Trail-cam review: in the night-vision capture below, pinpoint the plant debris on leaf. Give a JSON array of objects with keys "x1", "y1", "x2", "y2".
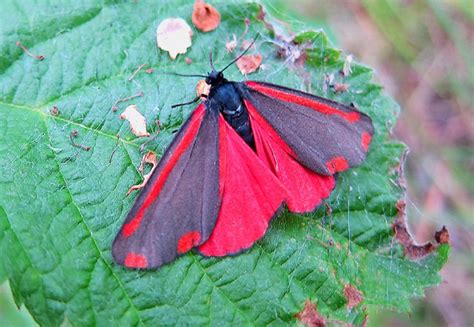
[
  {"x1": 196, "y1": 79, "x2": 211, "y2": 99},
  {"x1": 192, "y1": 0, "x2": 221, "y2": 32},
  {"x1": 344, "y1": 284, "x2": 363, "y2": 310},
  {"x1": 156, "y1": 18, "x2": 193, "y2": 59},
  {"x1": 342, "y1": 54, "x2": 353, "y2": 76},
  {"x1": 120, "y1": 105, "x2": 150, "y2": 137},
  {"x1": 295, "y1": 300, "x2": 326, "y2": 327},
  {"x1": 393, "y1": 200, "x2": 441, "y2": 259},
  {"x1": 226, "y1": 34, "x2": 237, "y2": 52},
  {"x1": 236, "y1": 54, "x2": 262, "y2": 74},
  {"x1": 127, "y1": 151, "x2": 158, "y2": 195}
]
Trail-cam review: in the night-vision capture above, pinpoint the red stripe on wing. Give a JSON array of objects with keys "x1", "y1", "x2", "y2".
[
  {"x1": 122, "y1": 105, "x2": 206, "y2": 237},
  {"x1": 245, "y1": 100, "x2": 335, "y2": 213},
  {"x1": 245, "y1": 81, "x2": 360, "y2": 123},
  {"x1": 198, "y1": 115, "x2": 287, "y2": 256}
]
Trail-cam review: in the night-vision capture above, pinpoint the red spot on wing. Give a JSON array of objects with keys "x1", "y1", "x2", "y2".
[
  {"x1": 177, "y1": 231, "x2": 202, "y2": 254},
  {"x1": 361, "y1": 132, "x2": 372, "y2": 152},
  {"x1": 124, "y1": 252, "x2": 148, "y2": 268},
  {"x1": 326, "y1": 156, "x2": 349, "y2": 174},
  {"x1": 246, "y1": 100, "x2": 335, "y2": 212},
  {"x1": 246, "y1": 81, "x2": 360, "y2": 123},
  {"x1": 122, "y1": 105, "x2": 206, "y2": 237},
  {"x1": 198, "y1": 115, "x2": 287, "y2": 256}
]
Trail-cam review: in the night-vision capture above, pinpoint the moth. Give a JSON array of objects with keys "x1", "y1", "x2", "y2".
[{"x1": 113, "y1": 42, "x2": 374, "y2": 269}]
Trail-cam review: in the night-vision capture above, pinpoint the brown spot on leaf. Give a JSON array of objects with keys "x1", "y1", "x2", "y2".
[
  {"x1": 191, "y1": 0, "x2": 221, "y2": 32},
  {"x1": 294, "y1": 50, "x2": 308, "y2": 67},
  {"x1": 50, "y1": 106, "x2": 60, "y2": 116},
  {"x1": 236, "y1": 54, "x2": 262, "y2": 74},
  {"x1": 156, "y1": 18, "x2": 193, "y2": 59},
  {"x1": 185, "y1": 57, "x2": 193, "y2": 64},
  {"x1": 435, "y1": 226, "x2": 450, "y2": 244},
  {"x1": 332, "y1": 83, "x2": 349, "y2": 93},
  {"x1": 295, "y1": 300, "x2": 325, "y2": 327},
  {"x1": 127, "y1": 151, "x2": 158, "y2": 195},
  {"x1": 361, "y1": 314, "x2": 369, "y2": 327},
  {"x1": 344, "y1": 284, "x2": 363, "y2": 310},
  {"x1": 393, "y1": 199, "x2": 448, "y2": 259},
  {"x1": 324, "y1": 203, "x2": 332, "y2": 216},
  {"x1": 257, "y1": 5, "x2": 265, "y2": 21}
]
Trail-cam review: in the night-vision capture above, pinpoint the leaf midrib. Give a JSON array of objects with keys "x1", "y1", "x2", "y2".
[{"x1": 41, "y1": 113, "x2": 146, "y2": 326}]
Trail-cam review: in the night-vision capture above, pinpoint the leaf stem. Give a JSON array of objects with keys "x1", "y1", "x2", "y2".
[
  {"x1": 16, "y1": 41, "x2": 45, "y2": 60},
  {"x1": 69, "y1": 130, "x2": 91, "y2": 151},
  {"x1": 127, "y1": 64, "x2": 147, "y2": 81},
  {"x1": 111, "y1": 91, "x2": 144, "y2": 112}
]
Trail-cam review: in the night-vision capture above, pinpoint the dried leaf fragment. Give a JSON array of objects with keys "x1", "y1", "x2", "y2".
[
  {"x1": 236, "y1": 54, "x2": 262, "y2": 74},
  {"x1": 192, "y1": 0, "x2": 221, "y2": 32},
  {"x1": 342, "y1": 54, "x2": 353, "y2": 76},
  {"x1": 226, "y1": 34, "x2": 237, "y2": 52},
  {"x1": 127, "y1": 152, "x2": 158, "y2": 195},
  {"x1": 156, "y1": 18, "x2": 193, "y2": 59},
  {"x1": 295, "y1": 300, "x2": 326, "y2": 327},
  {"x1": 435, "y1": 226, "x2": 450, "y2": 244},
  {"x1": 120, "y1": 105, "x2": 150, "y2": 137},
  {"x1": 393, "y1": 200, "x2": 437, "y2": 259},
  {"x1": 344, "y1": 284, "x2": 363, "y2": 310},
  {"x1": 196, "y1": 79, "x2": 211, "y2": 99},
  {"x1": 332, "y1": 83, "x2": 349, "y2": 93},
  {"x1": 240, "y1": 39, "x2": 256, "y2": 51}
]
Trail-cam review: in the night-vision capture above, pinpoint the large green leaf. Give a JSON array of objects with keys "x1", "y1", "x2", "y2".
[{"x1": 0, "y1": 1, "x2": 448, "y2": 325}]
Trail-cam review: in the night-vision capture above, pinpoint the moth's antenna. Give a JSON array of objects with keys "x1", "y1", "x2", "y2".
[
  {"x1": 163, "y1": 72, "x2": 207, "y2": 78},
  {"x1": 209, "y1": 51, "x2": 216, "y2": 71},
  {"x1": 219, "y1": 33, "x2": 260, "y2": 73}
]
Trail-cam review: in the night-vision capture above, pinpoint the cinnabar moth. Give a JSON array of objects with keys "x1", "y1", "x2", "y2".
[{"x1": 112, "y1": 40, "x2": 374, "y2": 269}]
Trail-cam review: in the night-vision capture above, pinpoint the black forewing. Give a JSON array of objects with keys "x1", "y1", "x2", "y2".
[
  {"x1": 240, "y1": 81, "x2": 374, "y2": 176},
  {"x1": 113, "y1": 107, "x2": 220, "y2": 269}
]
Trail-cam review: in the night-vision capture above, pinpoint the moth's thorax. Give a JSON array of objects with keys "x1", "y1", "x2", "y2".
[
  {"x1": 208, "y1": 82, "x2": 241, "y2": 112},
  {"x1": 207, "y1": 82, "x2": 255, "y2": 149}
]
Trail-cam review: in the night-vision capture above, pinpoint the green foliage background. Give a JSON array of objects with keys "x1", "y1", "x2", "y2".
[{"x1": 0, "y1": 1, "x2": 451, "y2": 326}]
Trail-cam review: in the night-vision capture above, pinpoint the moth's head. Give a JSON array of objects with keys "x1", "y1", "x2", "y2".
[
  {"x1": 205, "y1": 70, "x2": 225, "y2": 86},
  {"x1": 204, "y1": 35, "x2": 259, "y2": 88}
]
